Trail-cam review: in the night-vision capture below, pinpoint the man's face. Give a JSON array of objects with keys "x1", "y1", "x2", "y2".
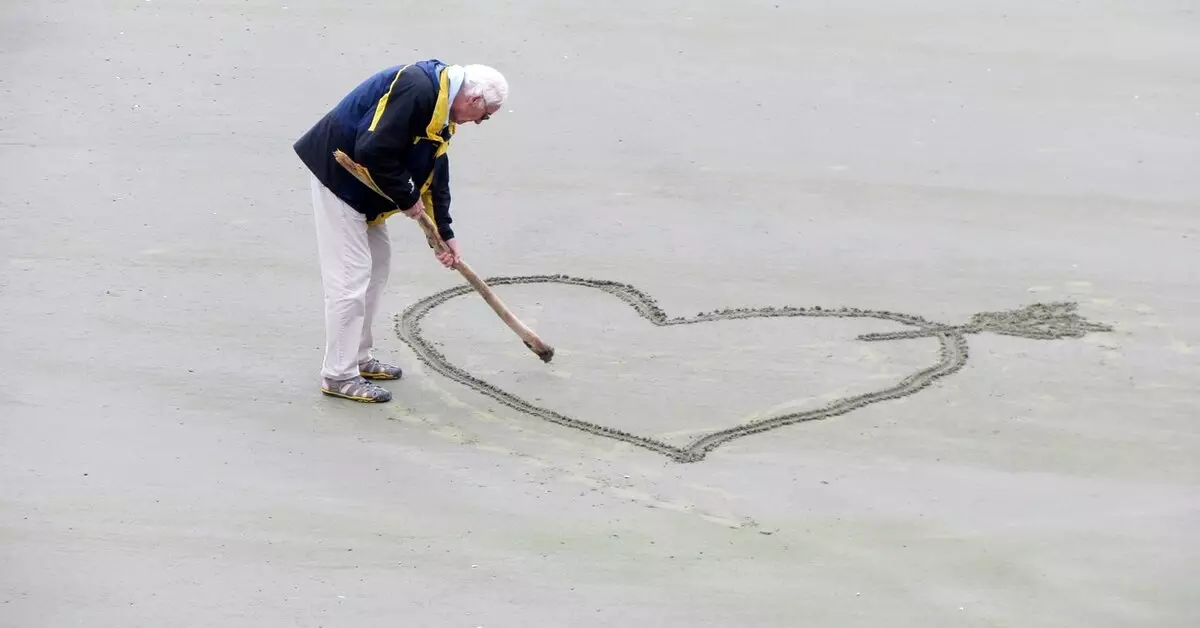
[{"x1": 451, "y1": 93, "x2": 499, "y2": 125}]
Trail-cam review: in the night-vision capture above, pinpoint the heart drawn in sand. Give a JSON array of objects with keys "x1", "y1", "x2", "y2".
[{"x1": 395, "y1": 275, "x2": 1112, "y2": 463}]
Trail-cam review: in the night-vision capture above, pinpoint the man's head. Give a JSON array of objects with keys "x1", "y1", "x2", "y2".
[{"x1": 450, "y1": 64, "x2": 508, "y2": 125}]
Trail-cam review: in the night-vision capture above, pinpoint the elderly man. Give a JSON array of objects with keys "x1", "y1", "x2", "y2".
[{"x1": 294, "y1": 60, "x2": 507, "y2": 403}]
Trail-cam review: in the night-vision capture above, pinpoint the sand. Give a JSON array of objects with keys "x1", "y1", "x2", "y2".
[{"x1": 2, "y1": 1, "x2": 1198, "y2": 626}]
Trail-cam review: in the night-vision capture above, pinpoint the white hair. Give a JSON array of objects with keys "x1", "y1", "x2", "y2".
[{"x1": 461, "y1": 64, "x2": 509, "y2": 107}]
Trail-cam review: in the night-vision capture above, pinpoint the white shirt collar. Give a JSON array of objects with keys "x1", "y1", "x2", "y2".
[{"x1": 446, "y1": 64, "x2": 465, "y2": 127}]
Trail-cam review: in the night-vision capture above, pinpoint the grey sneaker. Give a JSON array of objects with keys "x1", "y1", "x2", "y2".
[
  {"x1": 359, "y1": 358, "x2": 403, "y2": 380},
  {"x1": 321, "y1": 376, "x2": 392, "y2": 403}
]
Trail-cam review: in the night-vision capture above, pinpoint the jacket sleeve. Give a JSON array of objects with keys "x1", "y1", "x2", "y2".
[
  {"x1": 353, "y1": 76, "x2": 426, "y2": 210},
  {"x1": 429, "y1": 154, "x2": 454, "y2": 241}
]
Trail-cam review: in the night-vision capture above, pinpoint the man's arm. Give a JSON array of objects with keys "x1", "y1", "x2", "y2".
[
  {"x1": 354, "y1": 73, "x2": 427, "y2": 209},
  {"x1": 428, "y1": 155, "x2": 460, "y2": 268},
  {"x1": 428, "y1": 155, "x2": 454, "y2": 241}
]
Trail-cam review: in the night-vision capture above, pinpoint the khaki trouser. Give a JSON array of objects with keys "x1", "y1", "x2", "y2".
[{"x1": 310, "y1": 174, "x2": 391, "y2": 382}]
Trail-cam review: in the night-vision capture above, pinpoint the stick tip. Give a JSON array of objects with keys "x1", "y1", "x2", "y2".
[{"x1": 524, "y1": 340, "x2": 555, "y2": 363}]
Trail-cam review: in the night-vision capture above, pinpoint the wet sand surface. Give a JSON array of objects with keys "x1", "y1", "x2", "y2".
[{"x1": 2, "y1": 1, "x2": 1198, "y2": 626}]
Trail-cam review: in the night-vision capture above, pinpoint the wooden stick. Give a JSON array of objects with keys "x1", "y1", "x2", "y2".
[{"x1": 332, "y1": 150, "x2": 554, "y2": 363}]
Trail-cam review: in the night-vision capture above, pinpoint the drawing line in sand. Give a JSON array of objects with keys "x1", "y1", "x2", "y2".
[{"x1": 395, "y1": 275, "x2": 1112, "y2": 463}]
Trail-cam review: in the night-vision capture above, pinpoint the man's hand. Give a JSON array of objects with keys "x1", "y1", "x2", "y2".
[
  {"x1": 401, "y1": 198, "x2": 425, "y2": 219},
  {"x1": 435, "y1": 238, "x2": 461, "y2": 269}
]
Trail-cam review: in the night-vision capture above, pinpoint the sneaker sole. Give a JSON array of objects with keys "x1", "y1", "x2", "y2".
[
  {"x1": 321, "y1": 388, "x2": 391, "y2": 403},
  {"x1": 360, "y1": 371, "x2": 401, "y2": 381}
]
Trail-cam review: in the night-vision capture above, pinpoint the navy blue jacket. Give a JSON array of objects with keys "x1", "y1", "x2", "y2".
[{"x1": 294, "y1": 60, "x2": 456, "y2": 240}]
